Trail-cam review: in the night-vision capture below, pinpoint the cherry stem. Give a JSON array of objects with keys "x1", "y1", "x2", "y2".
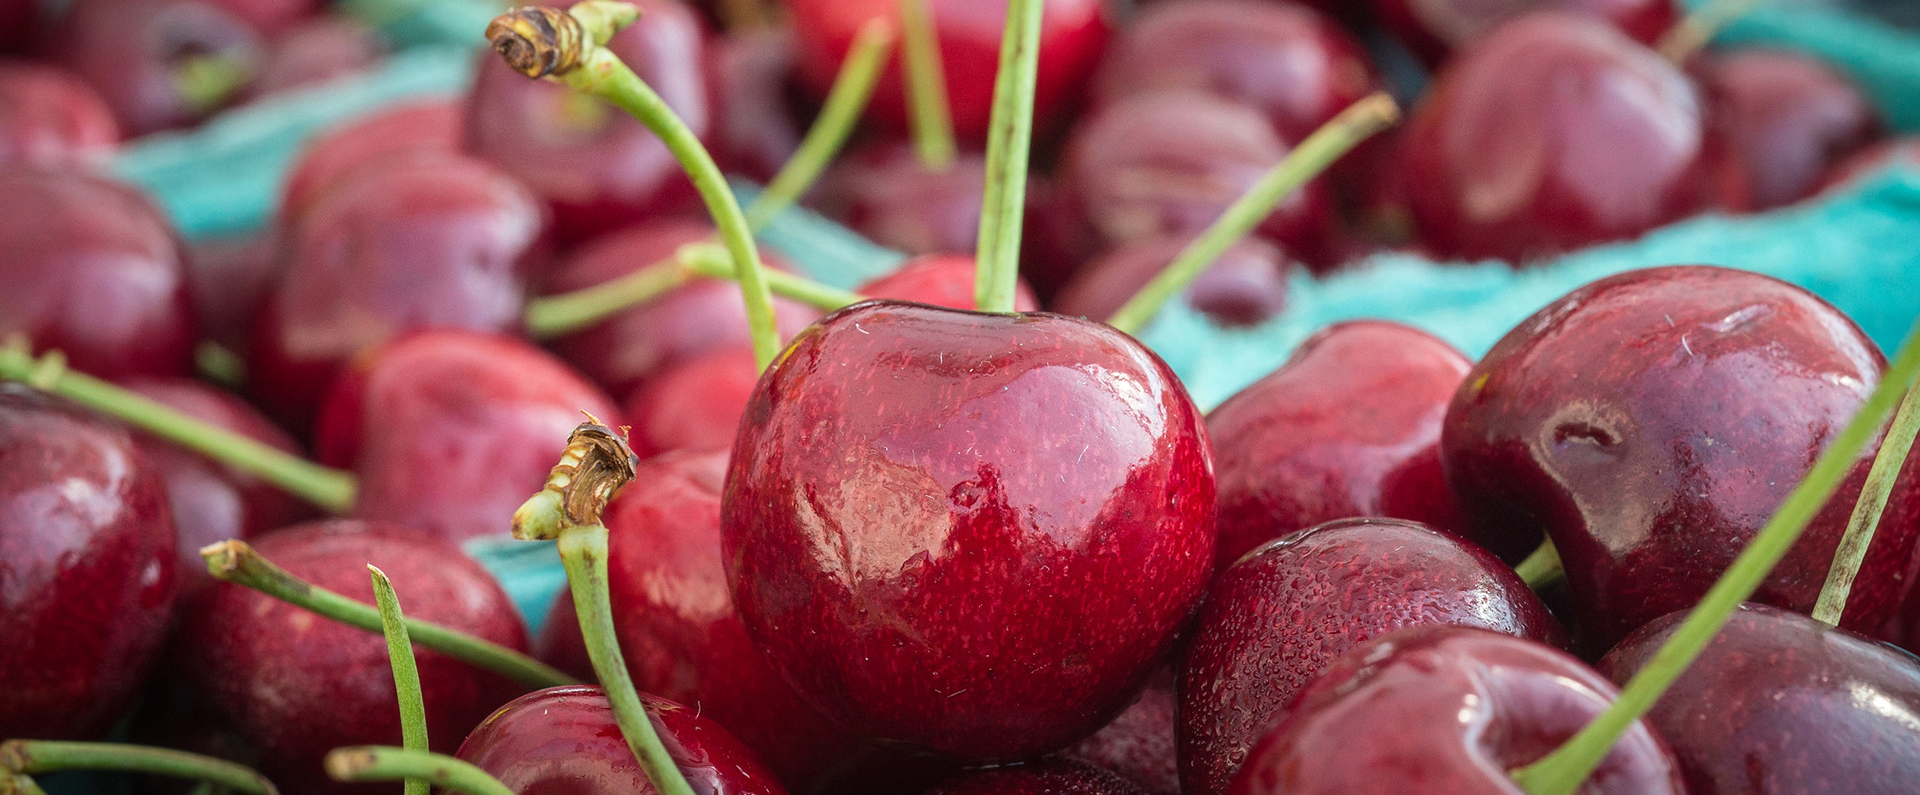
[
  {"x1": 195, "y1": 341, "x2": 246, "y2": 389},
  {"x1": 0, "y1": 341, "x2": 355, "y2": 513},
  {"x1": 173, "y1": 53, "x2": 252, "y2": 115},
  {"x1": 971, "y1": 0, "x2": 1043, "y2": 313},
  {"x1": 369, "y1": 566, "x2": 429, "y2": 795},
  {"x1": 0, "y1": 741, "x2": 276, "y2": 795},
  {"x1": 714, "y1": 0, "x2": 767, "y2": 31},
  {"x1": 1656, "y1": 0, "x2": 1759, "y2": 64},
  {"x1": 201, "y1": 540, "x2": 577, "y2": 689},
  {"x1": 1514, "y1": 539, "x2": 1565, "y2": 590},
  {"x1": 899, "y1": 0, "x2": 956, "y2": 171},
  {"x1": 325, "y1": 747, "x2": 512, "y2": 795},
  {"x1": 3, "y1": 774, "x2": 46, "y2": 795},
  {"x1": 1509, "y1": 316, "x2": 1920, "y2": 795},
  {"x1": 525, "y1": 243, "x2": 866, "y2": 338},
  {"x1": 488, "y1": 2, "x2": 779, "y2": 372},
  {"x1": 748, "y1": 17, "x2": 895, "y2": 230},
  {"x1": 1106, "y1": 93, "x2": 1401, "y2": 334},
  {"x1": 680, "y1": 243, "x2": 869, "y2": 308},
  {"x1": 1812, "y1": 380, "x2": 1920, "y2": 624}
]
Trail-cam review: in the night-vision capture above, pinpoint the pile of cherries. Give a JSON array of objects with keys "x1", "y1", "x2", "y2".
[{"x1": 3, "y1": 0, "x2": 1920, "y2": 793}]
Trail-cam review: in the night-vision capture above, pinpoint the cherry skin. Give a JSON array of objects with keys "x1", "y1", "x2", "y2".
[
  {"x1": 1399, "y1": 12, "x2": 1706, "y2": 263},
  {"x1": 1696, "y1": 48, "x2": 1882, "y2": 213},
  {"x1": 244, "y1": 15, "x2": 385, "y2": 100},
  {"x1": 464, "y1": 0, "x2": 711, "y2": 242},
  {"x1": 1051, "y1": 234, "x2": 1294, "y2": 329},
  {"x1": 1819, "y1": 135, "x2": 1920, "y2": 195},
  {"x1": 175, "y1": 520, "x2": 529, "y2": 795},
  {"x1": 50, "y1": 0, "x2": 264, "y2": 135},
  {"x1": 1177, "y1": 518, "x2": 1563, "y2": 795},
  {"x1": 0, "y1": 168, "x2": 196, "y2": 380},
  {"x1": 0, "y1": 0, "x2": 36, "y2": 51},
  {"x1": 0, "y1": 386, "x2": 176, "y2": 740},
  {"x1": 1228, "y1": 626, "x2": 1684, "y2": 795},
  {"x1": 711, "y1": 27, "x2": 803, "y2": 183},
  {"x1": 811, "y1": 142, "x2": 1008, "y2": 259},
  {"x1": 1058, "y1": 670, "x2": 1178, "y2": 795},
  {"x1": 312, "y1": 329, "x2": 617, "y2": 545},
  {"x1": 723, "y1": 301, "x2": 1216, "y2": 760},
  {"x1": 619, "y1": 347, "x2": 761, "y2": 460},
  {"x1": 856, "y1": 253, "x2": 1041, "y2": 311},
  {"x1": 1204, "y1": 321, "x2": 1470, "y2": 570},
  {"x1": 201, "y1": 0, "x2": 320, "y2": 38},
  {"x1": 0, "y1": 62, "x2": 117, "y2": 169},
  {"x1": 1442, "y1": 265, "x2": 1920, "y2": 646},
  {"x1": 1371, "y1": 0, "x2": 1676, "y2": 65},
  {"x1": 922, "y1": 760, "x2": 1148, "y2": 795},
  {"x1": 278, "y1": 99, "x2": 464, "y2": 224}
]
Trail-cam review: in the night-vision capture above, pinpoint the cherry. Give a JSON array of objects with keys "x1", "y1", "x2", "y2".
[
  {"x1": 457, "y1": 685, "x2": 787, "y2": 794},
  {"x1": 711, "y1": 27, "x2": 804, "y2": 183},
  {"x1": 0, "y1": 386, "x2": 176, "y2": 740},
  {"x1": 1058, "y1": 670, "x2": 1178, "y2": 795},
  {"x1": 1204, "y1": 321, "x2": 1470, "y2": 569},
  {"x1": 1227, "y1": 626, "x2": 1684, "y2": 795},
  {"x1": 857, "y1": 253, "x2": 1040, "y2": 310},
  {"x1": 278, "y1": 98, "x2": 464, "y2": 224},
  {"x1": 464, "y1": 0, "x2": 712, "y2": 242},
  {"x1": 1442, "y1": 265, "x2": 1920, "y2": 646},
  {"x1": 723, "y1": 301, "x2": 1214, "y2": 760},
  {"x1": 173, "y1": 520, "x2": 529, "y2": 795},
  {"x1": 1596, "y1": 602, "x2": 1920, "y2": 794},
  {"x1": 50, "y1": 0, "x2": 264, "y2": 136},
  {"x1": 784, "y1": 0, "x2": 1109, "y2": 141},
  {"x1": 1052, "y1": 234, "x2": 1294, "y2": 329},
  {"x1": 1696, "y1": 48, "x2": 1882, "y2": 212},
  {"x1": 0, "y1": 62, "x2": 117, "y2": 169},
  {"x1": 245, "y1": 15, "x2": 386, "y2": 101},
  {"x1": 619, "y1": 347, "x2": 760, "y2": 459},
  {"x1": 0, "y1": 168, "x2": 196, "y2": 381},
  {"x1": 1399, "y1": 12, "x2": 1706, "y2": 263},
  {"x1": 0, "y1": 0, "x2": 36, "y2": 51},
  {"x1": 186, "y1": 233, "x2": 279, "y2": 350},
  {"x1": 1177, "y1": 517, "x2": 1562, "y2": 795},
  {"x1": 811, "y1": 142, "x2": 994, "y2": 258},
  {"x1": 922, "y1": 759, "x2": 1148, "y2": 795},
  {"x1": 312, "y1": 329, "x2": 618, "y2": 545},
  {"x1": 247, "y1": 151, "x2": 546, "y2": 428},
  {"x1": 202, "y1": 0, "x2": 319, "y2": 39},
  {"x1": 1819, "y1": 136, "x2": 1920, "y2": 194},
  {"x1": 1370, "y1": 0, "x2": 1676, "y2": 64}
]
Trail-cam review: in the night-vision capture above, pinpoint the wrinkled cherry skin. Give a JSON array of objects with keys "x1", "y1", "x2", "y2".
[
  {"x1": 175, "y1": 520, "x2": 529, "y2": 795},
  {"x1": 812, "y1": 142, "x2": 999, "y2": 258},
  {"x1": 313, "y1": 330, "x2": 617, "y2": 545},
  {"x1": 464, "y1": 0, "x2": 711, "y2": 242},
  {"x1": 723, "y1": 301, "x2": 1216, "y2": 760},
  {"x1": 785, "y1": 0, "x2": 1109, "y2": 141},
  {"x1": 0, "y1": 387, "x2": 176, "y2": 740},
  {"x1": 0, "y1": 169, "x2": 196, "y2": 380},
  {"x1": 1441, "y1": 266, "x2": 1920, "y2": 646},
  {"x1": 1400, "y1": 13, "x2": 1706, "y2": 264},
  {"x1": 1598, "y1": 603, "x2": 1920, "y2": 795},
  {"x1": 924, "y1": 760, "x2": 1147, "y2": 795},
  {"x1": 458, "y1": 685, "x2": 788, "y2": 795},
  {"x1": 1697, "y1": 48, "x2": 1882, "y2": 213},
  {"x1": 0, "y1": 62, "x2": 117, "y2": 168},
  {"x1": 711, "y1": 27, "x2": 803, "y2": 183},
  {"x1": 620, "y1": 347, "x2": 760, "y2": 459},
  {"x1": 1058, "y1": 670, "x2": 1178, "y2": 795},
  {"x1": 1177, "y1": 518, "x2": 1563, "y2": 795},
  {"x1": 50, "y1": 0, "x2": 263, "y2": 135},
  {"x1": 1052, "y1": 234, "x2": 1293, "y2": 329},
  {"x1": 279, "y1": 99, "x2": 463, "y2": 224},
  {"x1": 248, "y1": 153, "x2": 546, "y2": 429},
  {"x1": 1205, "y1": 321, "x2": 1470, "y2": 570},
  {"x1": 1371, "y1": 0, "x2": 1676, "y2": 65},
  {"x1": 857, "y1": 253, "x2": 1040, "y2": 311},
  {"x1": 1228, "y1": 626, "x2": 1684, "y2": 795}
]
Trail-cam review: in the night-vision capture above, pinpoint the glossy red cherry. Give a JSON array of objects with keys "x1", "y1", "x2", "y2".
[
  {"x1": 923, "y1": 760, "x2": 1147, "y2": 795},
  {"x1": 1227, "y1": 626, "x2": 1684, "y2": 795},
  {"x1": 0, "y1": 386, "x2": 176, "y2": 740},
  {"x1": 1059, "y1": 671, "x2": 1177, "y2": 795},
  {"x1": 857, "y1": 253, "x2": 1040, "y2": 311},
  {"x1": 711, "y1": 27, "x2": 803, "y2": 183},
  {"x1": 1051, "y1": 234, "x2": 1294, "y2": 328},
  {"x1": 51, "y1": 0, "x2": 264, "y2": 135},
  {"x1": 245, "y1": 15, "x2": 384, "y2": 99},
  {"x1": 0, "y1": 61, "x2": 117, "y2": 169},
  {"x1": 1177, "y1": 518, "x2": 1562, "y2": 795},
  {"x1": 618, "y1": 347, "x2": 760, "y2": 460},
  {"x1": 1442, "y1": 265, "x2": 1920, "y2": 646},
  {"x1": 278, "y1": 99, "x2": 464, "y2": 224},
  {"x1": 1598, "y1": 603, "x2": 1920, "y2": 795},
  {"x1": 464, "y1": 0, "x2": 711, "y2": 241},
  {"x1": 1696, "y1": 48, "x2": 1882, "y2": 212},
  {"x1": 175, "y1": 520, "x2": 529, "y2": 795},
  {"x1": 1205, "y1": 321, "x2": 1470, "y2": 569},
  {"x1": 812, "y1": 142, "x2": 996, "y2": 258},
  {"x1": 0, "y1": 168, "x2": 196, "y2": 381},
  {"x1": 1371, "y1": 0, "x2": 1676, "y2": 64},
  {"x1": 1400, "y1": 12, "x2": 1705, "y2": 263},
  {"x1": 457, "y1": 685, "x2": 787, "y2": 795},
  {"x1": 723, "y1": 301, "x2": 1215, "y2": 760}
]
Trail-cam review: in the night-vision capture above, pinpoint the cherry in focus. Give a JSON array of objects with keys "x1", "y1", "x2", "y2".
[{"x1": 921, "y1": 759, "x2": 1147, "y2": 795}]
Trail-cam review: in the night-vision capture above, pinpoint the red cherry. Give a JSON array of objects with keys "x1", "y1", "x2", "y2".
[
  {"x1": 246, "y1": 16, "x2": 387, "y2": 102},
  {"x1": 0, "y1": 61, "x2": 117, "y2": 169},
  {"x1": 1052, "y1": 234, "x2": 1294, "y2": 328},
  {"x1": 711, "y1": 27, "x2": 804, "y2": 183},
  {"x1": 1819, "y1": 135, "x2": 1920, "y2": 194},
  {"x1": 619, "y1": 347, "x2": 760, "y2": 460},
  {"x1": 857, "y1": 253, "x2": 1041, "y2": 311},
  {"x1": 278, "y1": 99, "x2": 464, "y2": 224},
  {"x1": 1371, "y1": 0, "x2": 1676, "y2": 64},
  {"x1": 812, "y1": 142, "x2": 1005, "y2": 258},
  {"x1": 922, "y1": 759, "x2": 1148, "y2": 795},
  {"x1": 1696, "y1": 48, "x2": 1882, "y2": 212},
  {"x1": 186, "y1": 233, "x2": 280, "y2": 350},
  {"x1": 51, "y1": 0, "x2": 264, "y2": 135},
  {"x1": 1058, "y1": 670, "x2": 1178, "y2": 795}
]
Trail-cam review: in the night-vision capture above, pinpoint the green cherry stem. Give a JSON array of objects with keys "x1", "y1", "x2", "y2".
[
  {"x1": 201, "y1": 540, "x2": 577, "y2": 689},
  {"x1": 524, "y1": 243, "x2": 868, "y2": 338},
  {"x1": 369, "y1": 566, "x2": 430, "y2": 795},
  {"x1": 1812, "y1": 379, "x2": 1920, "y2": 625},
  {"x1": 324, "y1": 748, "x2": 513, "y2": 795},
  {"x1": 1106, "y1": 93, "x2": 1401, "y2": 335},
  {"x1": 971, "y1": 0, "x2": 1044, "y2": 313},
  {"x1": 747, "y1": 17, "x2": 895, "y2": 230},
  {"x1": 0, "y1": 742, "x2": 276, "y2": 795},
  {"x1": 1509, "y1": 317, "x2": 1920, "y2": 795},
  {"x1": 1514, "y1": 539, "x2": 1565, "y2": 590},
  {"x1": 1656, "y1": 0, "x2": 1759, "y2": 64},
  {"x1": 898, "y1": 0, "x2": 956, "y2": 171},
  {"x1": 3, "y1": 773, "x2": 47, "y2": 795}
]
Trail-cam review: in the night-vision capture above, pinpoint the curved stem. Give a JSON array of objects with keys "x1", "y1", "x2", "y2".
[
  {"x1": 679, "y1": 243, "x2": 869, "y2": 310},
  {"x1": 1812, "y1": 380, "x2": 1920, "y2": 624},
  {"x1": 0, "y1": 742, "x2": 275, "y2": 795},
  {"x1": 369, "y1": 566, "x2": 429, "y2": 795},
  {"x1": 558, "y1": 524, "x2": 696, "y2": 795},
  {"x1": 525, "y1": 258, "x2": 690, "y2": 339},
  {"x1": 1514, "y1": 539, "x2": 1565, "y2": 590},
  {"x1": 898, "y1": 0, "x2": 956, "y2": 172},
  {"x1": 971, "y1": 0, "x2": 1044, "y2": 313},
  {"x1": 201, "y1": 540, "x2": 576, "y2": 689},
  {"x1": 1509, "y1": 317, "x2": 1920, "y2": 795},
  {"x1": 748, "y1": 18, "x2": 895, "y2": 231},
  {"x1": 1106, "y1": 93, "x2": 1401, "y2": 334},
  {"x1": 1656, "y1": 0, "x2": 1759, "y2": 63},
  {"x1": 0, "y1": 342, "x2": 355, "y2": 513},
  {"x1": 325, "y1": 748, "x2": 512, "y2": 795}
]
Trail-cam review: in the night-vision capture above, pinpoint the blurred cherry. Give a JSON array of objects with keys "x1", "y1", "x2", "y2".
[
  {"x1": 1052, "y1": 234, "x2": 1294, "y2": 328},
  {"x1": 620, "y1": 347, "x2": 759, "y2": 460},
  {"x1": 1371, "y1": 0, "x2": 1676, "y2": 64},
  {"x1": 1058, "y1": 671, "x2": 1178, "y2": 795},
  {"x1": 857, "y1": 253, "x2": 1040, "y2": 310},
  {"x1": 0, "y1": 0, "x2": 37, "y2": 51},
  {"x1": 922, "y1": 760, "x2": 1147, "y2": 795},
  {"x1": 245, "y1": 15, "x2": 386, "y2": 100},
  {"x1": 712, "y1": 27, "x2": 803, "y2": 183},
  {"x1": 1697, "y1": 48, "x2": 1882, "y2": 212},
  {"x1": 0, "y1": 61, "x2": 117, "y2": 168},
  {"x1": 1819, "y1": 135, "x2": 1920, "y2": 194},
  {"x1": 204, "y1": 0, "x2": 320, "y2": 38},
  {"x1": 278, "y1": 99, "x2": 464, "y2": 224},
  {"x1": 51, "y1": 0, "x2": 264, "y2": 135},
  {"x1": 812, "y1": 141, "x2": 997, "y2": 257}
]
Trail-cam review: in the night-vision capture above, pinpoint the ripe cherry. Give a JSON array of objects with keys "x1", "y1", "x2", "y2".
[
  {"x1": 1696, "y1": 48, "x2": 1882, "y2": 212},
  {"x1": 0, "y1": 62, "x2": 117, "y2": 169}
]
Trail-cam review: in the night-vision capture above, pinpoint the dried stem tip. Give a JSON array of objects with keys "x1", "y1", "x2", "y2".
[
  {"x1": 487, "y1": 2, "x2": 641, "y2": 79},
  {"x1": 511, "y1": 414, "x2": 639, "y2": 540}
]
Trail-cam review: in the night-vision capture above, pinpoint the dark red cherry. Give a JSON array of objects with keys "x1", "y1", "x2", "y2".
[
  {"x1": 175, "y1": 520, "x2": 529, "y2": 795},
  {"x1": 0, "y1": 386, "x2": 176, "y2": 740},
  {"x1": 1205, "y1": 321, "x2": 1470, "y2": 570},
  {"x1": 857, "y1": 253, "x2": 1040, "y2": 311},
  {"x1": 0, "y1": 168, "x2": 196, "y2": 381},
  {"x1": 1400, "y1": 12, "x2": 1705, "y2": 263},
  {"x1": 457, "y1": 685, "x2": 787, "y2": 795},
  {"x1": 812, "y1": 142, "x2": 998, "y2": 258},
  {"x1": 711, "y1": 27, "x2": 803, "y2": 183},
  {"x1": 186, "y1": 232, "x2": 279, "y2": 350},
  {"x1": 247, "y1": 152, "x2": 545, "y2": 428},
  {"x1": 620, "y1": 347, "x2": 759, "y2": 460},
  {"x1": 923, "y1": 760, "x2": 1147, "y2": 795},
  {"x1": 464, "y1": 0, "x2": 711, "y2": 242},
  {"x1": 1058, "y1": 670, "x2": 1178, "y2": 795},
  {"x1": 784, "y1": 0, "x2": 1109, "y2": 140},
  {"x1": 245, "y1": 15, "x2": 386, "y2": 100},
  {"x1": 313, "y1": 329, "x2": 618, "y2": 545},
  {"x1": 0, "y1": 61, "x2": 117, "y2": 169},
  {"x1": 1598, "y1": 602, "x2": 1920, "y2": 795},
  {"x1": 0, "y1": 0, "x2": 37, "y2": 51},
  {"x1": 723, "y1": 301, "x2": 1215, "y2": 760},
  {"x1": 1051, "y1": 234, "x2": 1294, "y2": 328},
  {"x1": 1819, "y1": 135, "x2": 1920, "y2": 194},
  {"x1": 1228, "y1": 626, "x2": 1683, "y2": 795},
  {"x1": 50, "y1": 0, "x2": 264, "y2": 135},
  {"x1": 1697, "y1": 48, "x2": 1882, "y2": 212},
  {"x1": 1371, "y1": 0, "x2": 1676, "y2": 64},
  {"x1": 1177, "y1": 518, "x2": 1562, "y2": 795},
  {"x1": 1442, "y1": 265, "x2": 1920, "y2": 646},
  {"x1": 278, "y1": 99, "x2": 464, "y2": 224},
  {"x1": 201, "y1": 0, "x2": 319, "y2": 38}
]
